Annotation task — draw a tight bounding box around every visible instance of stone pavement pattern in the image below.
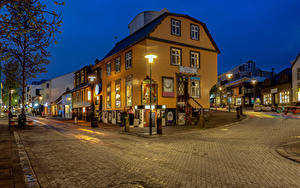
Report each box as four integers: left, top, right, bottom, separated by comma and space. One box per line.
0, 119, 25, 188
18, 116, 300, 188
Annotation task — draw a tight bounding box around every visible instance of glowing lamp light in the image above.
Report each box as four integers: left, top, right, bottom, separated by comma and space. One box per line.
44, 102, 48, 107
162, 105, 166, 109
67, 97, 71, 101
145, 105, 150, 109
34, 103, 38, 107
83, 107, 86, 112
134, 106, 138, 110
88, 75, 96, 82
151, 105, 155, 110
226, 73, 233, 79
251, 79, 257, 85
145, 54, 157, 63
219, 87, 222, 91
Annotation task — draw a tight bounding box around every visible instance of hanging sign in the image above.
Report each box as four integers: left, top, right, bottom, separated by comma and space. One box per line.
179, 66, 197, 74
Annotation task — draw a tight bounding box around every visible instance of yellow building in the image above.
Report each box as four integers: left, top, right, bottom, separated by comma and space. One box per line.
92, 11, 219, 126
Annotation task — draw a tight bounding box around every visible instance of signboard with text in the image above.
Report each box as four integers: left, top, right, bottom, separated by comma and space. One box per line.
179, 66, 198, 74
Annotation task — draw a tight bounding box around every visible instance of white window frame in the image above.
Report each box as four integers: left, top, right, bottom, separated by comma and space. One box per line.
115, 57, 121, 73
191, 78, 200, 98
115, 80, 121, 108
125, 51, 132, 69
191, 24, 199, 40
171, 48, 181, 66
171, 19, 181, 36
190, 51, 200, 68
106, 62, 111, 76
106, 83, 111, 108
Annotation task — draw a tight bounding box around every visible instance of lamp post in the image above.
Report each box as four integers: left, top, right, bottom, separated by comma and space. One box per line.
88, 74, 97, 127
226, 73, 233, 112
251, 79, 257, 105
218, 86, 223, 108
145, 54, 157, 136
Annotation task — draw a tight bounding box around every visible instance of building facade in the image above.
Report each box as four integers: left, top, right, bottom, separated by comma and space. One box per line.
91, 11, 219, 126
292, 53, 300, 104
261, 68, 292, 106
216, 61, 273, 107
71, 66, 93, 121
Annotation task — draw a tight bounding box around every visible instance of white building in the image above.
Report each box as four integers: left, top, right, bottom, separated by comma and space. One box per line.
291, 53, 300, 103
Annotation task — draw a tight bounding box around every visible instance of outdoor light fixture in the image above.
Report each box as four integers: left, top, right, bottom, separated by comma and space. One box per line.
67, 97, 71, 101
44, 102, 48, 107
88, 74, 96, 82
162, 105, 166, 109
134, 106, 138, 110
145, 105, 150, 109
83, 107, 86, 112
151, 105, 155, 110
39, 96, 43, 100
226, 73, 233, 79
14, 99, 17, 102
34, 103, 38, 107
145, 54, 157, 63
219, 87, 222, 91
251, 79, 257, 85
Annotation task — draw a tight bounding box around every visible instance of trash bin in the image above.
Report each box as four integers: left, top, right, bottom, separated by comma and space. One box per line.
124, 116, 129, 132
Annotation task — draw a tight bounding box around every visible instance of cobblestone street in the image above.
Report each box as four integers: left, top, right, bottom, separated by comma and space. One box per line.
17, 115, 300, 188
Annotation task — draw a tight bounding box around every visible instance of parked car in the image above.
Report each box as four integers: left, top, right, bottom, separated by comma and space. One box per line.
261, 105, 272, 112
253, 104, 263, 112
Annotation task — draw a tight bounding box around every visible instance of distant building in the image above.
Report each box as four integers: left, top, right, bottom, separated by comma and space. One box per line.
71, 66, 93, 121
291, 53, 300, 103
261, 68, 292, 106
216, 61, 273, 107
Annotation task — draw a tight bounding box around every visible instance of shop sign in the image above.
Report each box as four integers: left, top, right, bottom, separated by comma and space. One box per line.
179, 66, 197, 74
271, 88, 278, 94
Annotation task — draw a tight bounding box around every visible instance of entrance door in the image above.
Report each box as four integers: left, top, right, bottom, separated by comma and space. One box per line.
176, 75, 189, 125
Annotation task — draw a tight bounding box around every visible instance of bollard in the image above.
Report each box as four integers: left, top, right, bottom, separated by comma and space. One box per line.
124, 116, 129, 132
157, 117, 162, 135
236, 107, 240, 120
240, 106, 243, 115
198, 114, 205, 128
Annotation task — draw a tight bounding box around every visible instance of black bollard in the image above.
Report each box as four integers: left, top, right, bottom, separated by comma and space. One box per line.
236, 107, 240, 120
157, 117, 162, 135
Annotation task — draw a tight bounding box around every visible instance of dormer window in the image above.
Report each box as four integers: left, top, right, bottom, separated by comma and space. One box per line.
106, 62, 111, 76
171, 19, 181, 36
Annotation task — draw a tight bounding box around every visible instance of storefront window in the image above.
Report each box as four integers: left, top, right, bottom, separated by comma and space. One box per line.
263, 94, 272, 105
115, 80, 121, 108
125, 78, 132, 106
298, 88, 300, 102
106, 83, 111, 108
142, 78, 157, 105
191, 77, 200, 98
279, 91, 289, 104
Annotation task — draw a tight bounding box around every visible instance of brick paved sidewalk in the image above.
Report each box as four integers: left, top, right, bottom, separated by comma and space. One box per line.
276, 140, 300, 163
0, 119, 25, 188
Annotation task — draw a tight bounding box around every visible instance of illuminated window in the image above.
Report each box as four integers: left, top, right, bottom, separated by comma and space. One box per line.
171, 19, 181, 36
190, 51, 200, 68
191, 77, 200, 98
125, 77, 132, 107
190, 24, 199, 40
115, 80, 121, 108
125, 51, 132, 69
81, 70, 84, 84
279, 91, 290, 104
115, 57, 121, 73
106, 62, 111, 76
87, 90, 91, 101
263, 94, 272, 105
171, 48, 181, 66
106, 83, 111, 108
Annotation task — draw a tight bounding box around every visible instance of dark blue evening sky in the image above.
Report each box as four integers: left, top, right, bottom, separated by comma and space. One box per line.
39, 0, 300, 80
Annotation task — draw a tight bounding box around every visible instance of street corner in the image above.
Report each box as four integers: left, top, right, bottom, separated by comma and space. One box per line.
276, 140, 300, 163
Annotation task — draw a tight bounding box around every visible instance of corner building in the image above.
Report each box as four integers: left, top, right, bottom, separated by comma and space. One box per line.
93, 11, 219, 127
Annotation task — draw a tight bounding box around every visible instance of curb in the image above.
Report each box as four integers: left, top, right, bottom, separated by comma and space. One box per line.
13, 131, 40, 188
275, 141, 300, 163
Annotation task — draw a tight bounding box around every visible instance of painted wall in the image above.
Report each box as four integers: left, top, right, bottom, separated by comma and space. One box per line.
292, 57, 300, 103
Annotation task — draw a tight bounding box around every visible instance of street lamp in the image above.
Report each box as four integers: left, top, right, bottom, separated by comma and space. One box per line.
88, 74, 97, 127
226, 73, 233, 112
251, 79, 257, 104
145, 54, 157, 136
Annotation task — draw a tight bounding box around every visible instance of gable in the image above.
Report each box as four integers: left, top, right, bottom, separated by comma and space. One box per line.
149, 13, 220, 53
